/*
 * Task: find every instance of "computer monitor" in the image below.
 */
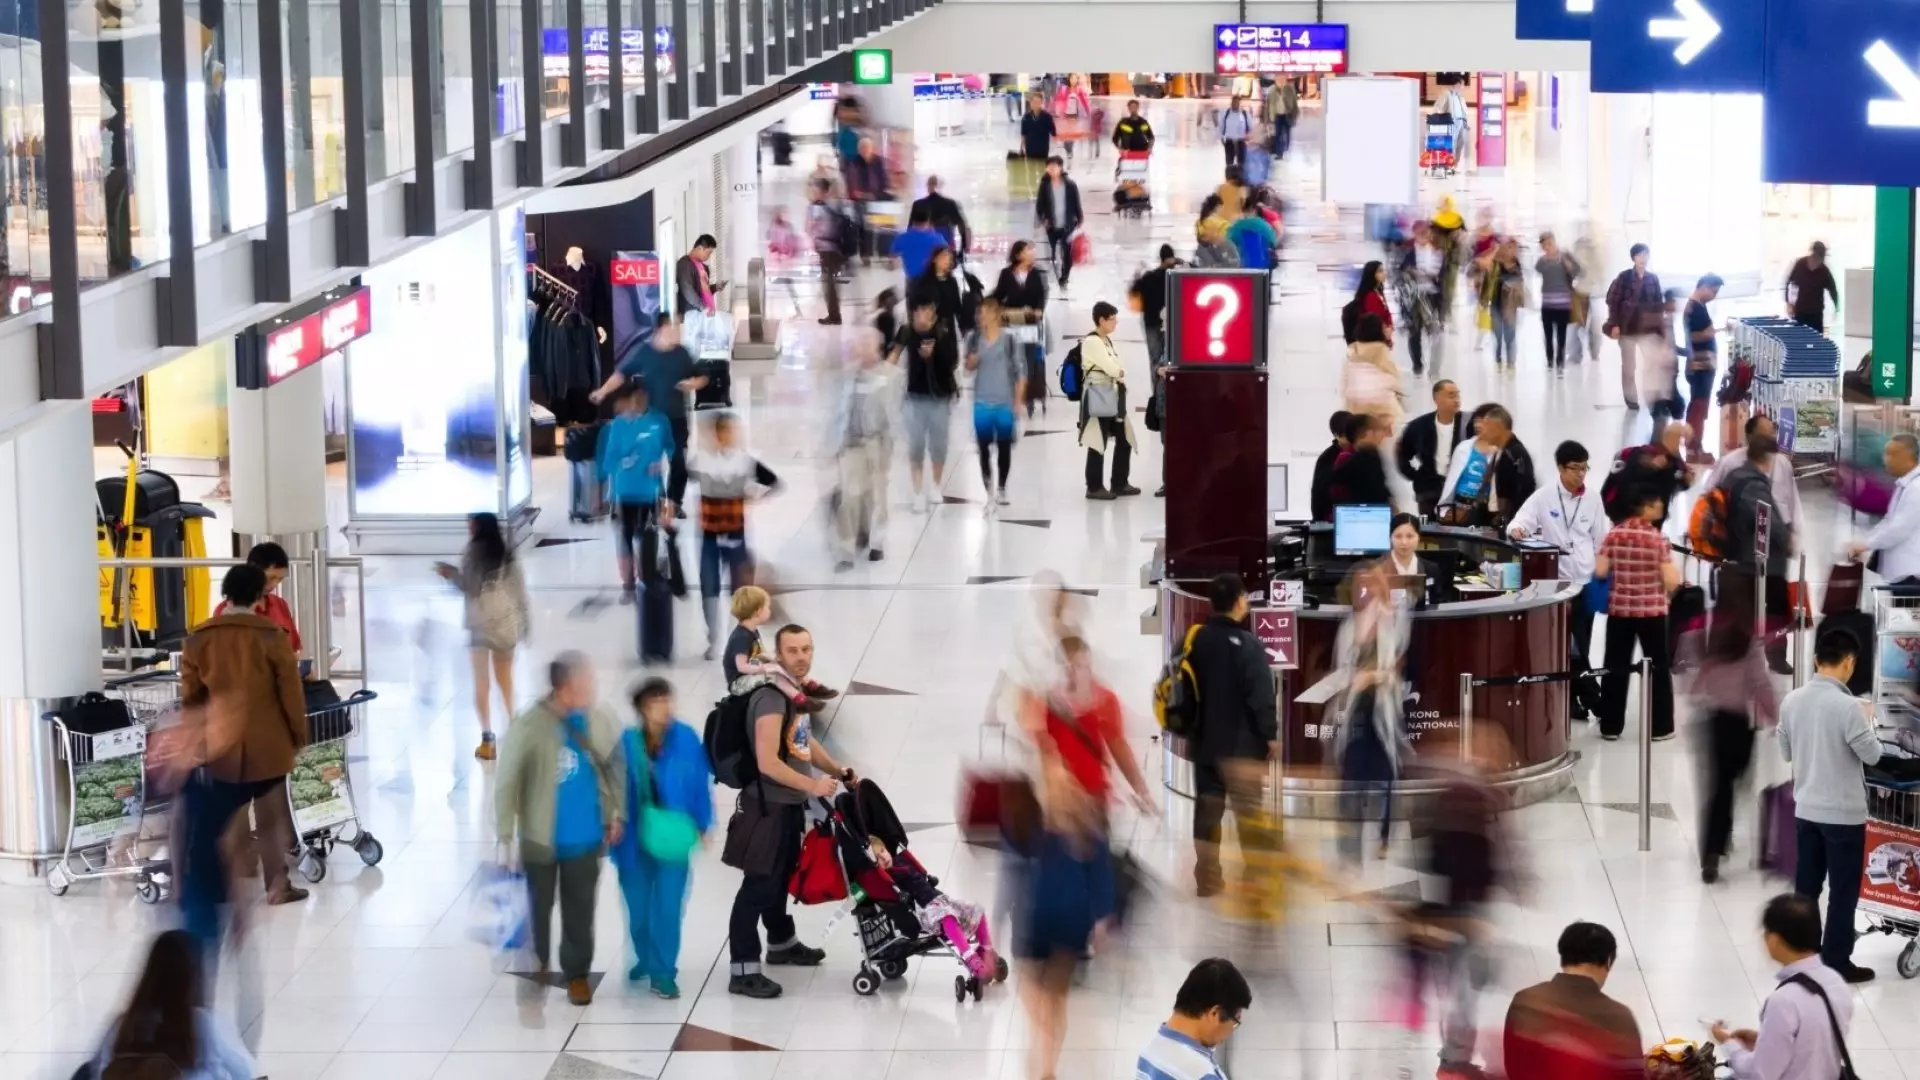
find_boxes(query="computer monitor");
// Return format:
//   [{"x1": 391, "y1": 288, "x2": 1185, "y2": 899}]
[{"x1": 1333, "y1": 504, "x2": 1393, "y2": 557}]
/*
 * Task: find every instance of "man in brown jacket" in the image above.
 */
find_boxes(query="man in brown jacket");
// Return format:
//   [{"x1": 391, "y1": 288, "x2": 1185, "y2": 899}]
[
  {"x1": 174, "y1": 565, "x2": 311, "y2": 944},
  {"x1": 1503, "y1": 921, "x2": 1644, "y2": 1080}
]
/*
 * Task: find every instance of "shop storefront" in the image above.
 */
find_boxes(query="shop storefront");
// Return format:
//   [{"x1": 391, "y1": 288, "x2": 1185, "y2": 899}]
[{"x1": 341, "y1": 210, "x2": 535, "y2": 554}]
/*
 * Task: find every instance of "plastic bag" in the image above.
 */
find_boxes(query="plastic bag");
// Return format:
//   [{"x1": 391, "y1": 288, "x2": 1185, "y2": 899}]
[{"x1": 468, "y1": 863, "x2": 530, "y2": 955}]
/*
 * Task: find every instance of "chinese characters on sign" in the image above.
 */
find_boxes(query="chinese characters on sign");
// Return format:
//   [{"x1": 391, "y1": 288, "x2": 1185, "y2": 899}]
[{"x1": 1212, "y1": 24, "x2": 1349, "y2": 75}]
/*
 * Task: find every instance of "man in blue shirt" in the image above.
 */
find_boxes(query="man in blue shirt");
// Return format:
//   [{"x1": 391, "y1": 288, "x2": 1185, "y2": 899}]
[
  {"x1": 591, "y1": 322, "x2": 705, "y2": 515},
  {"x1": 596, "y1": 383, "x2": 677, "y2": 607},
  {"x1": 1136, "y1": 958, "x2": 1250, "y2": 1080},
  {"x1": 890, "y1": 208, "x2": 947, "y2": 282}
]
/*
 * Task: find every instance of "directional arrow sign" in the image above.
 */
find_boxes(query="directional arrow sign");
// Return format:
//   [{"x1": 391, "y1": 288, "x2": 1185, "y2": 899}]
[
  {"x1": 1648, "y1": 0, "x2": 1720, "y2": 64},
  {"x1": 1515, "y1": 0, "x2": 1590, "y2": 40},
  {"x1": 1251, "y1": 608, "x2": 1298, "y2": 670},
  {"x1": 1593, "y1": 0, "x2": 1760, "y2": 93},
  {"x1": 1762, "y1": 0, "x2": 1920, "y2": 185}
]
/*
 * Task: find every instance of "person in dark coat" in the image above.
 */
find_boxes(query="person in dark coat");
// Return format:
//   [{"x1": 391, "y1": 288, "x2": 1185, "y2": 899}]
[
  {"x1": 1032, "y1": 158, "x2": 1084, "y2": 288},
  {"x1": 1185, "y1": 574, "x2": 1279, "y2": 897},
  {"x1": 1332, "y1": 412, "x2": 1395, "y2": 510},
  {"x1": 1310, "y1": 410, "x2": 1353, "y2": 523},
  {"x1": 1396, "y1": 380, "x2": 1468, "y2": 517},
  {"x1": 906, "y1": 246, "x2": 974, "y2": 339},
  {"x1": 908, "y1": 175, "x2": 972, "y2": 260},
  {"x1": 1019, "y1": 94, "x2": 1057, "y2": 159},
  {"x1": 1600, "y1": 422, "x2": 1691, "y2": 525}
]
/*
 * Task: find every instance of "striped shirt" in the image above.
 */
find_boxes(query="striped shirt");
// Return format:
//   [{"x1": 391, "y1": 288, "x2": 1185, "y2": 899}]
[{"x1": 1136, "y1": 1025, "x2": 1229, "y2": 1080}]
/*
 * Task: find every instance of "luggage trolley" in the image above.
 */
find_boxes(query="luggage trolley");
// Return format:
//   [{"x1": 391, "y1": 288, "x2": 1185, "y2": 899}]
[
  {"x1": 43, "y1": 671, "x2": 180, "y2": 902},
  {"x1": 1113, "y1": 150, "x2": 1151, "y2": 217},
  {"x1": 287, "y1": 690, "x2": 384, "y2": 883},
  {"x1": 1860, "y1": 750, "x2": 1920, "y2": 978},
  {"x1": 1422, "y1": 113, "x2": 1457, "y2": 177}
]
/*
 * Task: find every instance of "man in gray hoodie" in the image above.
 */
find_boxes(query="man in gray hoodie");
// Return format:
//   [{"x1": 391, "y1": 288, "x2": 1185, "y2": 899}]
[{"x1": 1777, "y1": 629, "x2": 1883, "y2": 982}]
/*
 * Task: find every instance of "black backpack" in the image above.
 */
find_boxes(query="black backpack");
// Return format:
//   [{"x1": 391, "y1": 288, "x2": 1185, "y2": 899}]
[
  {"x1": 704, "y1": 692, "x2": 789, "y2": 789},
  {"x1": 835, "y1": 208, "x2": 858, "y2": 257},
  {"x1": 1340, "y1": 298, "x2": 1362, "y2": 344},
  {"x1": 1058, "y1": 342, "x2": 1086, "y2": 402}
]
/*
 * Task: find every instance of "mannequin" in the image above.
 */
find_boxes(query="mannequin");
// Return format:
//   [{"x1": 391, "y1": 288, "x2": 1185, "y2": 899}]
[
  {"x1": 550, "y1": 246, "x2": 607, "y2": 342},
  {"x1": 564, "y1": 246, "x2": 585, "y2": 270}
]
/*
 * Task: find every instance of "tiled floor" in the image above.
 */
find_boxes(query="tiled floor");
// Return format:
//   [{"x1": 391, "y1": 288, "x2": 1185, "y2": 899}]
[{"x1": 22, "y1": 93, "x2": 1917, "y2": 1080}]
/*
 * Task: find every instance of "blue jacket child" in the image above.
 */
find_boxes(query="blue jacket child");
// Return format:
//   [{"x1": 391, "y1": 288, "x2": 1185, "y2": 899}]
[
  {"x1": 596, "y1": 392, "x2": 676, "y2": 507},
  {"x1": 609, "y1": 698, "x2": 712, "y2": 999}
]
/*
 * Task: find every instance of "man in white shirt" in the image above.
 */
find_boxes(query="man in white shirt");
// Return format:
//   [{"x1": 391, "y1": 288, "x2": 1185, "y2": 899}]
[
  {"x1": 1711, "y1": 413, "x2": 1803, "y2": 673},
  {"x1": 1509, "y1": 440, "x2": 1610, "y2": 721},
  {"x1": 1849, "y1": 433, "x2": 1920, "y2": 582},
  {"x1": 1135, "y1": 958, "x2": 1249, "y2": 1080},
  {"x1": 1712, "y1": 894, "x2": 1857, "y2": 1078}
]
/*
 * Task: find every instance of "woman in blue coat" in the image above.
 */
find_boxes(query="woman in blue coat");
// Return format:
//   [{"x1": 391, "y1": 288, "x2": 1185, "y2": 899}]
[{"x1": 611, "y1": 677, "x2": 714, "y2": 999}]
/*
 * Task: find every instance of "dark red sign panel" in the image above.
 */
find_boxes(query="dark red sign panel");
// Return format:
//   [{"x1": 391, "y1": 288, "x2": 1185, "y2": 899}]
[
  {"x1": 261, "y1": 287, "x2": 372, "y2": 387},
  {"x1": 1173, "y1": 272, "x2": 1260, "y2": 366}
]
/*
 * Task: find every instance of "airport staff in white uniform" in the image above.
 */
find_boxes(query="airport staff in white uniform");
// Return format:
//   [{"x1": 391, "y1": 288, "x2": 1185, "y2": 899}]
[
  {"x1": 1507, "y1": 439, "x2": 1610, "y2": 721},
  {"x1": 1850, "y1": 433, "x2": 1920, "y2": 584}
]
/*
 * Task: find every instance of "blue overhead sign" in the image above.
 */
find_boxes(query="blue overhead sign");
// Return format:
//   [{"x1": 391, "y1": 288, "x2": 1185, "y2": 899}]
[
  {"x1": 1515, "y1": 0, "x2": 1590, "y2": 41},
  {"x1": 1761, "y1": 0, "x2": 1920, "y2": 186},
  {"x1": 1592, "y1": 0, "x2": 1763, "y2": 93},
  {"x1": 1212, "y1": 24, "x2": 1349, "y2": 75}
]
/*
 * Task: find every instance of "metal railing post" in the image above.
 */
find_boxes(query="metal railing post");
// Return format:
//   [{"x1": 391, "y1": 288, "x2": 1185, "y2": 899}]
[
  {"x1": 1794, "y1": 553, "x2": 1809, "y2": 690},
  {"x1": 1458, "y1": 672, "x2": 1473, "y2": 761},
  {"x1": 310, "y1": 551, "x2": 331, "y2": 681},
  {"x1": 1638, "y1": 657, "x2": 1653, "y2": 852}
]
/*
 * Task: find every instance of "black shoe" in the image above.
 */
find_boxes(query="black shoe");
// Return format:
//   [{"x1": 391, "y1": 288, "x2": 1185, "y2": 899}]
[
  {"x1": 1600, "y1": 733, "x2": 1620, "y2": 741},
  {"x1": 868, "y1": 548, "x2": 885, "y2": 562},
  {"x1": 766, "y1": 942, "x2": 826, "y2": 967},
  {"x1": 728, "y1": 973, "x2": 785, "y2": 998},
  {"x1": 1768, "y1": 658, "x2": 1794, "y2": 676},
  {"x1": 1154, "y1": 486, "x2": 1166, "y2": 497},
  {"x1": 818, "y1": 317, "x2": 842, "y2": 326},
  {"x1": 675, "y1": 507, "x2": 687, "y2": 520},
  {"x1": 1114, "y1": 485, "x2": 1143, "y2": 497},
  {"x1": 1701, "y1": 864, "x2": 1719, "y2": 884},
  {"x1": 834, "y1": 560, "x2": 854, "y2": 573},
  {"x1": 1843, "y1": 964, "x2": 1877, "y2": 984},
  {"x1": 1086, "y1": 489, "x2": 1116, "y2": 501}
]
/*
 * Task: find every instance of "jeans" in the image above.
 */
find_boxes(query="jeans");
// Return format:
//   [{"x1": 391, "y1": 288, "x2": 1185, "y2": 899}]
[
  {"x1": 1084, "y1": 417, "x2": 1131, "y2": 492},
  {"x1": 1569, "y1": 603, "x2": 1596, "y2": 718},
  {"x1": 1223, "y1": 138, "x2": 1246, "y2": 169},
  {"x1": 1490, "y1": 307, "x2": 1518, "y2": 366},
  {"x1": 1684, "y1": 366, "x2": 1717, "y2": 456},
  {"x1": 177, "y1": 773, "x2": 280, "y2": 949},
  {"x1": 1143, "y1": 324, "x2": 1166, "y2": 367},
  {"x1": 1698, "y1": 709, "x2": 1755, "y2": 867},
  {"x1": 729, "y1": 802, "x2": 805, "y2": 970},
  {"x1": 1339, "y1": 728, "x2": 1395, "y2": 859},
  {"x1": 1541, "y1": 307, "x2": 1571, "y2": 366},
  {"x1": 700, "y1": 531, "x2": 751, "y2": 648},
  {"x1": 1794, "y1": 818, "x2": 1866, "y2": 968},
  {"x1": 1192, "y1": 757, "x2": 1271, "y2": 893},
  {"x1": 1599, "y1": 615, "x2": 1674, "y2": 739},
  {"x1": 527, "y1": 850, "x2": 603, "y2": 979},
  {"x1": 1272, "y1": 117, "x2": 1293, "y2": 158},
  {"x1": 819, "y1": 251, "x2": 844, "y2": 323},
  {"x1": 974, "y1": 404, "x2": 1016, "y2": 491},
  {"x1": 617, "y1": 851, "x2": 691, "y2": 984},
  {"x1": 1045, "y1": 227, "x2": 1074, "y2": 285}
]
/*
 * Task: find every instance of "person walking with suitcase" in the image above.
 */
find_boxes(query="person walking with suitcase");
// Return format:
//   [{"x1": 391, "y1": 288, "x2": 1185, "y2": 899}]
[
  {"x1": 596, "y1": 383, "x2": 678, "y2": 662},
  {"x1": 1677, "y1": 576, "x2": 1777, "y2": 883}
]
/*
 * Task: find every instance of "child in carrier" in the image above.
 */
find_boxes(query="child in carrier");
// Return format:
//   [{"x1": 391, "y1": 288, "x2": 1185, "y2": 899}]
[
  {"x1": 722, "y1": 585, "x2": 839, "y2": 712},
  {"x1": 853, "y1": 778, "x2": 999, "y2": 981}
]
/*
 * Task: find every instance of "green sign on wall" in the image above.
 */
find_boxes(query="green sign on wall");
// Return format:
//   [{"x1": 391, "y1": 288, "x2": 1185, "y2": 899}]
[
  {"x1": 1873, "y1": 186, "x2": 1916, "y2": 401},
  {"x1": 852, "y1": 49, "x2": 892, "y2": 85}
]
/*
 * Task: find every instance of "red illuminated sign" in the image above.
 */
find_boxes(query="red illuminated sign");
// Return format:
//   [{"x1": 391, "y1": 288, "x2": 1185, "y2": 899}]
[
  {"x1": 611, "y1": 257, "x2": 661, "y2": 285},
  {"x1": 261, "y1": 288, "x2": 371, "y2": 387},
  {"x1": 1172, "y1": 272, "x2": 1263, "y2": 367}
]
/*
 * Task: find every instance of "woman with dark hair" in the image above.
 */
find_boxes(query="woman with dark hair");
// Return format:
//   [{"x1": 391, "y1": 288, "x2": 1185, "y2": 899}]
[
  {"x1": 1344, "y1": 260, "x2": 1394, "y2": 344},
  {"x1": 436, "y1": 511, "x2": 530, "y2": 760},
  {"x1": 908, "y1": 245, "x2": 973, "y2": 338},
  {"x1": 992, "y1": 242, "x2": 1050, "y2": 418},
  {"x1": 92, "y1": 929, "x2": 256, "y2": 1080},
  {"x1": 1342, "y1": 313, "x2": 1404, "y2": 428},
  {"x1": 1679, "y1": 572, "x2": 1777, "y2": 882}
]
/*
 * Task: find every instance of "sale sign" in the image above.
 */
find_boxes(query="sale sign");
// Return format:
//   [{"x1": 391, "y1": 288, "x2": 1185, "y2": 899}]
[
  {"x1": 611, "y1": 256, "x2": 661, "y2": 286},
  {"x1": 1862, "y1": 817, "x2": 1920, "y2": 917},
  {"x1": 1167, "y1": 269, "x2": 1267, "y2": 367}
]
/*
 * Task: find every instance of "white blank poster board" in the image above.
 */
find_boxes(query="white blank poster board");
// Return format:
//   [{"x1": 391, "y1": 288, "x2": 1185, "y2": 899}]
[{"x1": 1322, "y1": 77, "x2": 1420, "y2": 207}]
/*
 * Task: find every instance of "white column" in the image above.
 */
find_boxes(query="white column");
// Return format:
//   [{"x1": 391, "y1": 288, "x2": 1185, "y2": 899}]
[
  {"x1": 1555, "y1": 72, "x2": 1591, "y2": 222},
  {"x1": 863, "y1": 81, "x2": 916, "y2": 130},
  {"x1": 726, "y1": 138, "x2": 761, "y2": 295},
  {"x1": 227, "y1": 356, "x2": 329, "y2": 660},
  {"x1": 0, "y1": 403, "x2": 109, "y2": 857}
]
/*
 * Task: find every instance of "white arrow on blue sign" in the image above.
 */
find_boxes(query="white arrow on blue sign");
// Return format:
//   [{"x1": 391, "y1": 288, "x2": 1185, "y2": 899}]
[
  {"x1": 1593, "y1": 0, "x2": 1763, "y2": 93},
  {"x1": 1762, "y1": 0, "x2": 1920, "y2": 185}
]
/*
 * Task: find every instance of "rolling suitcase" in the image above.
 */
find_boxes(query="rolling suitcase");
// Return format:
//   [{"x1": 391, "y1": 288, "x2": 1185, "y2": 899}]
[
  {"x1": 1757, "y1": 781, "x2": 1797, "y2": 878},
  {"x1": 638, "y1": 577, "x2": 674, "y2": 663},
  {"x1": 694, "y1": 358, "x2": 732, "y2": 410}
]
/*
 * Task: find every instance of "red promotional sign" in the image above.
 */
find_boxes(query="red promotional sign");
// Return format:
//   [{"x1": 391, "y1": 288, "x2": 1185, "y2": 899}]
[
  {"x1": 1173, "y1": 272, "x2": 1260, "y2": 366},
  {"x1": 1862, "y1": 818, "x2": 1920, "y2": 916},
  {"x1": 1250, "y1": 608, "x2": 1297, "y2": 668},
  {"x1": 262, "y1": 287, "x2": 371, "y2": 387},
  {"x1": 611, "y1": 257, "x2": 661, "y2": 285}
]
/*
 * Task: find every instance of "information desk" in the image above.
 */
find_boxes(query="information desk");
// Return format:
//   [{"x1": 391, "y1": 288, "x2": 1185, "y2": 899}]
[{"x1": 1159, "y1": 524, "x2": 1578, "y2": 816}]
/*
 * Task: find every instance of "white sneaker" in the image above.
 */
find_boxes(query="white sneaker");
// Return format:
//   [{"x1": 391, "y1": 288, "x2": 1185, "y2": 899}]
[{"x1": 910, "y1": 490, "x2": 927, "y2": 514}]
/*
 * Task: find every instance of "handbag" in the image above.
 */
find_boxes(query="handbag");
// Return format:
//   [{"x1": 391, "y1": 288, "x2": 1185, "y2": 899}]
[
  {"x1": 788, "y1": 819, "x2": 849, "y2": 904},
  {"x1": 1084, "y1": 374, "x2": 1121, "y2": 420},
  {"x1": 641, "y1": 804, "x2": 700, "y2": 861},
  {"x1": 1581, "y1": 575, "x2": 1611, "y2": 615}
]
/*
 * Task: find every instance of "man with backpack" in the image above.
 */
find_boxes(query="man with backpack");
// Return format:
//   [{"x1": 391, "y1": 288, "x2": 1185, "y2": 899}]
[
  {"x1": 715, "y1": 624, "x2": 855, "y2": 999},
  {"x1": 1713, "y1": 434, "x2": 1793, "y2": 671},
  {"x1": 1183, "y1": 574, "x2": 1278, "y2": 898}
]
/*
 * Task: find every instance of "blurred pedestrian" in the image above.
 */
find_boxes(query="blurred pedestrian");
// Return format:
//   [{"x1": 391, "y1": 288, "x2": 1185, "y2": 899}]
[
  {"x1": 1334, "y1": 561, "x2": 1411, "y2": 861},
  {"x1": 1398, "y1": 221, "x2": 1446, "y2": 374},
  {"x1": 892, "y1": 296, "x2": 960, "y2": 513},
  {"x1": 1424, "y1": 725, "x2": 1516, "y2": 1080},
  {"x1": 1019, "y1": 94, "x2": 1056, "y2": 159},
  {"x1": 909, "y1": 245, "x2": 974, "y2": 339},
  {"x1": 1034, "y1": 157, "x2": 1084, "y2": 290},
  {"x1": 1342, "y1": 314, "x2": 1404, "y2": 428},
  {"x1": 967, "y1": 298, "x2": 1025, "y2": 510},
  {"x1": 1194, "y1": 200, "x2": 1241, "y2": 269},
  {"x1": 1310, "y1": 410, "x2": 1354, "y2": 523},
  {"x1": 434, "y1": 512, "x2": 530, "y2": 760},
  {"x1": 91, "y1": 930, "x2": 257, "y2": 1080},
  {"x1": 832, "y1": 332, "x2": 895, "y2": 568},
  {"x1": 1785, "y1": 241, "x2": 1840, "y2": 333},
  {"x1": 1226, "y1": 203, "x2": 1277, "y2": 272},
  {"x1": 1602, "y1": 243, "x2": 1664, "y2": 409},
  {"x1": 495, "y1": 652, "x2": 627, "y2": 1006},
  {"x1": 1718, "y1": 434, "x2": 1792, "y2": 673},
  {"x1": 1536, "y1": 232, "x2": 1581, "y2": 370},
  {"x1": 595, "y1": 382, "x2": 675, "y2": 645},
  {"x1": 992, "y1": 242, "x2": 1050, "y2": 419},
  {"x1": 173, "y1": 563, "x2": 311, "y2": 950},
  {"x1": 1679, "y1": 573, "x2": 1776, "y2": 883},
  {"x1": 1053, "y1": 75, "x2": 1093, "y2": 161},
  {"x1": 1135, "y1": 958, "x2": 1253, "y2": 1080},
  {"x1": 1593, "y1": 488, "x2": 1680, "y2": 741},
  {"x1": 1480, "y1": 237, "x2": 1526, "y2": 369},
  {"x1": 844, "y1": 137, "x2": 891, "y2": 266},
  {"x1": 1218, "y1": 94, "x2": 1255, "y2": 169},
  {"x1": 1078, "y1": 302, "x2": 1137, "y2": 499},
  {"x1": 890, "y1": 206, "x2": 947, "y2": 283},
  {"x1": 1186, "y1": 574, "x2": 1278, "y2": 898},
  {"x1": 910, "y1": 175, "x2": 972, "y2": 262},
  {"x1": 686, "y1": 412, "x2": 780, "y2": 657},
  {"x1": 611, "y1": 678, "x2": 712, "y2": 999},
  {"x1": 1265, "y1": 78, "x2": 1299, "y2": 157},
  {"x1": 1130, "y1": 243, "x2": 1178, "y2": 367},
  {"x1": 1332, "y1": 411, "x2": 1397, "y2": 510},
  {"x1": 806, "y1": 180, "x2": 848, "y2": 326},
  {"x1": 1503, "y1": 922, "x2": 1643, "y2": 1080}
]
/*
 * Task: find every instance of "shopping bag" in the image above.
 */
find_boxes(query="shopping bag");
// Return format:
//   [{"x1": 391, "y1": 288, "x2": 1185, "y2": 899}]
[
  {"x1": 1070, "y1": 231, "x2": 1092, "y2": 266},
  {"x1": 788, "y1": 821, "x2": 849, "y2": 905},
  {"x1": 467, "y1": 863, "x2": 531, "y2": 954}
]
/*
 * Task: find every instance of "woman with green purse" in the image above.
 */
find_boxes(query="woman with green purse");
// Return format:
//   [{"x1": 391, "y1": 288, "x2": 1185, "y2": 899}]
[{"x1": 611, "y1": 678, "x2": 714, "y2": 999}]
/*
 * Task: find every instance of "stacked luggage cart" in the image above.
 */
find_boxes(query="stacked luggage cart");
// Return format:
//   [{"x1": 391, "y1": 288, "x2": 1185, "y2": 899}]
[
  {"x1": 1730, "y1": 317, "x2": 1842, "y2": 481},
  {"x1": 44, "y1": 671, "x2": 182, "y2": 901}
]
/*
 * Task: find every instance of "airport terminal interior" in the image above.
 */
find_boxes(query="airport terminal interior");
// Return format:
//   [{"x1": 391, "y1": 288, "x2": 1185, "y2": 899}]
[{"x1": 7, "y1": 20, "x2": 1920, "y2": 1080}]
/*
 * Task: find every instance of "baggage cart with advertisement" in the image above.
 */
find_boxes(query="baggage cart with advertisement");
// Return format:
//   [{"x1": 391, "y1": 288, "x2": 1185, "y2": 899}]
[
  {"x1": 1860, "y1": 757, "x2": 1920, "y2": 978},
  {"x1": 42, "y1": 671, "x2": 181, "y2": 902},
  {"x1": 287, "y1": 690, "x2": 383, "y2": 883},
  {"x1": 1422, "y1": 113, "x2": 1456, "y2": 176},
  {"x1": 1113, "y1": 150, "x2": 1151, "y2": 217}
]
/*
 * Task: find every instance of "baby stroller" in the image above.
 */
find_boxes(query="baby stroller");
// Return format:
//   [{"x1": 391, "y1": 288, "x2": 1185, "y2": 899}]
[
  {"x1": 1113, "y1": 150, "x2": 1151, "y2": 217},
  {"x1": 830, "y1": 779, "x2": 1009, "y2": 1000}
]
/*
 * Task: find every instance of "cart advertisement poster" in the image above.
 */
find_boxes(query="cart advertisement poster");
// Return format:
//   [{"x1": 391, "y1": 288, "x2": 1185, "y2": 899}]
[
  {"x1": 290, "y1": 741, "x2": 354, "y2": 835},
  {"x1": 1863, "y1": 819, "x2": 1920, "y2": 916},
  {"x1": 71, "y1": 753, "x2": 143, "y2": 849}
]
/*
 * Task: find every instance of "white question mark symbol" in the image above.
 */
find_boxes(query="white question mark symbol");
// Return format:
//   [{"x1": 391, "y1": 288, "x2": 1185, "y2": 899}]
[{"x1": 1195, "y1": 282, "x2": 1240, "y2": 358}]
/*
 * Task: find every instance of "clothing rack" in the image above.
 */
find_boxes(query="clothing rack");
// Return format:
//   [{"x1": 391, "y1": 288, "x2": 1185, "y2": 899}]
[{"x1": 529, "y1": 264, "x2": 579, "y2": 306}]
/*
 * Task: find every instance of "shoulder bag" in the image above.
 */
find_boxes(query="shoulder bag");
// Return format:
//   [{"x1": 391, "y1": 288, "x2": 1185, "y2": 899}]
[{"x1": 1783, "y1": 972, "x2": 1861, "y2": 1079}]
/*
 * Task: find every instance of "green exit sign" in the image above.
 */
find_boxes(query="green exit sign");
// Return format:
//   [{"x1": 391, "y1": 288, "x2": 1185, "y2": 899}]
[{"x1": 852, "y1": 49, "x2": 892, "y2": 85}]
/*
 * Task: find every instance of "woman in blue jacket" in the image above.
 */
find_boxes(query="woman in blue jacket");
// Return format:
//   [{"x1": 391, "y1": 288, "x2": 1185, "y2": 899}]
[{"x1": 611, "y1": 677, "x2": 713, "y2": 999}]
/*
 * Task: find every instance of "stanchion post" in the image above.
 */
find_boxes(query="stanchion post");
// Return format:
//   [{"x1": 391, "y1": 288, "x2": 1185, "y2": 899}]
[
  {"x1": 1458, "y1": 672, "x2": 1473, "y2": 761},
  {"x1": 1794, "y1": 553, "x2": 1809, "y2": 690},
  {"x1": 1638, "y1": 656, "x2": 1653, "y2": 852},
  {"x1": 311, "y1": 552, "x2": 332, "y2": 681}
]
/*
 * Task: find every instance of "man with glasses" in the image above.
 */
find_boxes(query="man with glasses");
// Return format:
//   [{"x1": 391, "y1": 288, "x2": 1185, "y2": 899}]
[
  {"x1": 1508, "y1": 440, "x2": 1609, "y2": 721},
  {"x1": 1135, "y1": 958, "x2": 1251, "y2": 1080}
]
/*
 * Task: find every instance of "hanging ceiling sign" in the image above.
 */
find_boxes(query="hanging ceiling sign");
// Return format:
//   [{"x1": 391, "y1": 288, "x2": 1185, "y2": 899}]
[
  {"x1": 1593, "y1": 0, "x2": 1766, "y2": 93},
  {"x1": 1212, "y1": 24, "x2": 1349, "y2": 75},
  {"x1": 1762, "y1": 0, "x2": 1920, "y2": 185}
]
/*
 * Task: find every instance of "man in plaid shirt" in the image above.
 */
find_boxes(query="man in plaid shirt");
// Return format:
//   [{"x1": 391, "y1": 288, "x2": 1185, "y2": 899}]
[{"x1": 1594, "y1": 488, "x2": 1680, "y2": 741}]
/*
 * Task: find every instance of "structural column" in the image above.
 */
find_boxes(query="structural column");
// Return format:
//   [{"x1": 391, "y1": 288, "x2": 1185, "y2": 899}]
[
  {"x1": 0, "y1": 403, "x2": 109, "y2": 859},
  {"x1": 227, "y1": 358, "x2": 330, "y2": 661}
]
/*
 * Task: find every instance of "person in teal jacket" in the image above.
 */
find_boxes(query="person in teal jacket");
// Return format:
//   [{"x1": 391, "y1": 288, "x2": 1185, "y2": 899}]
[
  {"x1": 610, "y1": 677, "x2": 714, "y2": 999},
  {"x1": 596, "y1": 383, "x2": 677, "y2": 599}
]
